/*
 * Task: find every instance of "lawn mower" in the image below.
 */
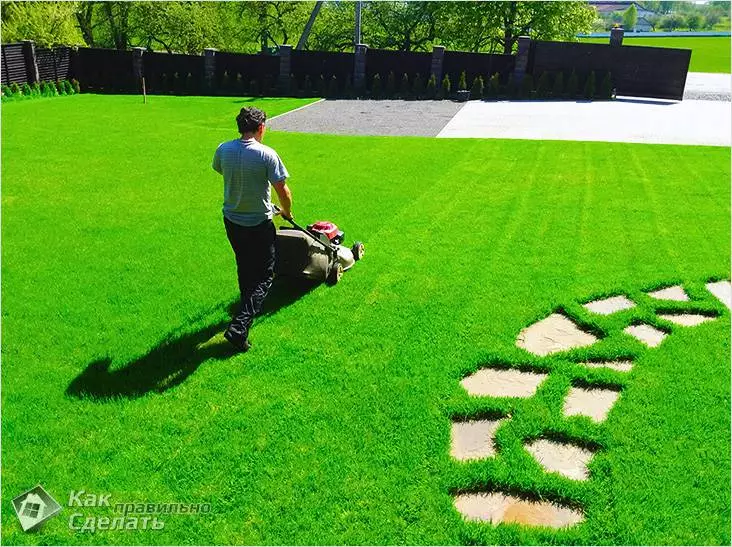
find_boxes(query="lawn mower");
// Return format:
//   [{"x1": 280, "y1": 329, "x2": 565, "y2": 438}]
[{"x1": 273, "y1": 206, "x2": 364, "y2": 285}]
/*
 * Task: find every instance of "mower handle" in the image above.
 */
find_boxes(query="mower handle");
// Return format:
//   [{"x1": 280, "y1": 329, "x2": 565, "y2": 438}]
[
  {"x1": 272, "y1": 205, "x2": 335, "y2": 251},
  {"x1": 272, "y1": 204, "x2": 294, "y2": 224}
]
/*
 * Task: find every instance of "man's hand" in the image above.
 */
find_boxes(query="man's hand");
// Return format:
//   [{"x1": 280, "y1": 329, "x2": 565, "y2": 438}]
[{"x1": 272, "y1": 180, "x2": 293, "y2": 221}]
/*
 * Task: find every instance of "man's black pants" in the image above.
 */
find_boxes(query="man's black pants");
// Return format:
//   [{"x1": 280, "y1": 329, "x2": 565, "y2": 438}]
[{"x1": 224, "y1": 217, "x2": 276, "y2": 342}]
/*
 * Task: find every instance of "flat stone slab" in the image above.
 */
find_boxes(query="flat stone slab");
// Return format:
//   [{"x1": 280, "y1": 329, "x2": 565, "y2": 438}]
[
  {"x1": 647, "y1": 285, "x2": 690, "y2": 302},
  {"x1": 706, "y1": 280, "x2": 731, "y2": 309},
  {"x1": 563, "y1": 386, "x2": 620, "y2": 422},
  {"x1": 451, "y1": 419, "x2": 504, "y2": 460},
  {"x1": 579, "y1": 360, "x2": 633, "y2": 372},
  {"x1": 658, "y1": 313, "x2": 715, "y2": 327},
  {"x1": 583, "y1": 295, "x2": 636, "y2": 315},
  {"x1": 624, "y1": 324, "x2": 667, "y2": 347},
  {"x1": 517, "y1": 314, "x2": 598, "y2": 356},
  {"x1": 461, "y1": 368, "x2": 548, "y2": 398},
  {"x1": 454, "y1": 492, "x2": 583, "y2": 528},
  {"x1": 524, "y1": 439, "x2": 595, "y2": 480}
]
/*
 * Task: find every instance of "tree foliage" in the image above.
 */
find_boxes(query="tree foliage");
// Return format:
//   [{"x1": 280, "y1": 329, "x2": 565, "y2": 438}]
[{"x1": 623, "y1": 4, "x2": 638, "y2": 30}]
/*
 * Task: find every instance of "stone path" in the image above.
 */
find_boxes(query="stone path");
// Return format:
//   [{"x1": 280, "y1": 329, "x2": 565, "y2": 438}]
[{"x1": 451, "y1": 278, "x2": 729, "y2": 530}]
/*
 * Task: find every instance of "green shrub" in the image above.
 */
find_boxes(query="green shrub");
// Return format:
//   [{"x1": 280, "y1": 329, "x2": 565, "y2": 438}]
[
  {"x1": 438, "y1": 74, "x2": 451, "y2": 100},
  {"x1": 519, "y1": 74, "x2": 534, "y2": 99},
  {"x1": 504, "y1": 74, "x2": 517, "y2": 98},
  {"x1": 600, "y1": 71, "x2": 613, "y2": 100},
  {"x1": 22, "y1": 83, "x2": 32, "y2": 96},
  {"x1": 71, "y1": 78, "x2": 81, "y2": 94},
  {"x1": 566, "y1": 70, "x2": 578, "y2": 99},
  {"x1": 385, "y1": 71, "x2": 396, "y2": 98},
  {"x1": 412, "y1": 73, "x2": 424, "y2": 99},
  {"x1": 327, "y1": 75, "x2": 338, "y2": 98},
  {"x1": 471, "y1": 75, "x2": 484, "y2": 99},
  {"x1": 1, "y1": 84, "x2": 11, "y2": 97},
  {"x1": 584, "y1": 70, "x2": 596, "y2": 100},
  {"x1": 400, "y1": 73, "x2": 410, "y2": 99},
  {"x1": 31, "y1": 82, "x2": 41, "y2": 96},
  {"x1": 54, "y1": 80, "x2": 66, "y2": 95},
  {"x1": 317, "y1": 74, "x2": 327, "y2": 97},
  {"x1": 552, "y1": 72, "x2": 564, "y2": 98},
  {"x1": 288, "y1": 73, "x2": 298, "y2": 97},
  {"x1": 10, "y1": 82, "x2": 21, "y2": 96},
  {"x1": 485, "y1": 73, "x2": 500, "y2": 99},
  {"x1": 303, "y1": 75, "x2": 313, "y2": 97},
  {"x1": 535, "y1": 71, "x2": 551, "y2": 98},
  {"x1": 63, "y1": 80, "x2": 74, "y2": 95},
  {"x1": 221, "y1": 70, "x2": 231, "y2": 93},
  {"x1": 250, "y1": 78, "x2": 260, "y2": 96},
  {"x1": 458, "y1": 70, "x2": 467, "y2": 91},
  {"x1": 344, "y1": 75, "x2": 354, "y2": 99},
  {"x1": 425, "y1": 74, "x2": 437, "y2": 99},
  {"x1": 371, "y1": 73, "x2": 382, "y2": 99}
]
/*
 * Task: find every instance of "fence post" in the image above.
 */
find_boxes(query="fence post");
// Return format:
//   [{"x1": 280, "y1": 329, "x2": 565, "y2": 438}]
[
  {"x1": 278, "y1": 44, "x2": 292, "y2": 95},
  {"x1": 21, "y1": 40, "x2": 40, "y2": 84},
  {"x1": 203, "y1": 48, "x2": 217, "y2": 93},
  {"x1": 430, "y1": 45, "x2": 445, "y2": 83},
  {"x1": 132, "y1": 46, "x2": 145, "y2": 88},
  {"x1": 353, "y1": 43, "x2": 368, "y2": 94},
  {"x1": 512, "y1": 36, "x2": 531, "y2": 85},
  {"x1": 610, "y1": 27, "x2": 625, "y2": 46}
]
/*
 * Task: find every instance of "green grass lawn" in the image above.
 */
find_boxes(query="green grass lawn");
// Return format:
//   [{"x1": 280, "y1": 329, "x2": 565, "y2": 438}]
[
  {"x1": 2, "y1": 95, "x2": 730, "y2": 545},
  {"x1": 580, "y1": 36, "x2": 731, "y2": 73}
]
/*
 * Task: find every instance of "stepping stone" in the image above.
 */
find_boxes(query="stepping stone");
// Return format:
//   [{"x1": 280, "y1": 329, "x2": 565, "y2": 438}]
[
  {"x1": 461, "y1": 368, "x2": 548, "y2": 398},
  {"x1": 524, "y1": 439, "x2": 596, "y2": 481},
  {"x1": 451, "y1": 419, "x2": 504, "y2": 461},
  {"x1": 563, "y1": 386, "x2": 620, "y2": 423},
  {"x1": 583, "y1": 295, "x2": 636, "y2": 315},
  {"x1": 579, "y1": 360, "x2": 633, "y2": 372},
  {"x1": 454, "y1": 492, "x2": 583, "y2": 528},
  {"x1": 706, "y1": 280, "x2": 731, "y2": 309},
  {"x1": 658, "y1": 313, "x2": 715, "y2": 327},
  {"x1": 624, "y1": 324, "x2": 667, "y2": 347},
  {"x1": 647, "y1": 285, "x2": 690, "y2": 302},
  {"x1": 516, "y1": 314, "x2": 599, "y2": 356}
]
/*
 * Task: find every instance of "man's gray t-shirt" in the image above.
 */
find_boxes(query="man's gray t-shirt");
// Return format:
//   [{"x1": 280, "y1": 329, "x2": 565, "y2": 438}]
[{"x1": 212, "y1": 138, "x2": 289, "y2": 227}]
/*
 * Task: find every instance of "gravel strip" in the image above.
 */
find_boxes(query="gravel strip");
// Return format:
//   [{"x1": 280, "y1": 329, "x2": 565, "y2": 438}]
[
  {"x1": 683, "y1": 90, "x2": 731, "y2": 101},
  {"x1": 268, "y1": 99, "x2": 466, "y2": 137}
]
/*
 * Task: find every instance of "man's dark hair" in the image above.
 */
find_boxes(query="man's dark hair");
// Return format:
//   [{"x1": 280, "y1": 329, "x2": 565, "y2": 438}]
[{"x1": 236, "y1": 106, "x2": 267, "y2": 134}]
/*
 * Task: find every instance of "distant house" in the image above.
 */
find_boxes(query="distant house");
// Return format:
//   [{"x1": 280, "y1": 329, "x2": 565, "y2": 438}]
[
  {"x1": 634, "y1": 16, "x2": 654, "y2": 32},
  {"x1": 589, "y1": 1, "x2": 658, "y2": 31}
]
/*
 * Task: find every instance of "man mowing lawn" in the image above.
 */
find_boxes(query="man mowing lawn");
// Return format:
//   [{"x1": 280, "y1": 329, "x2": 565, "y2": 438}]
[{"x1": 212, "y1": 106, "x2": 294, "y2": 352}]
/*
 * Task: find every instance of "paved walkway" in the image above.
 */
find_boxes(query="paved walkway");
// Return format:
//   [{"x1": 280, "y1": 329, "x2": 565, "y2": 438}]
[
  {"x1": 270, "y1": 73, "x2": 731, "y2": 146},
  {"x1": 437, "y1": 98, "x2": 730, "y2": 146}
]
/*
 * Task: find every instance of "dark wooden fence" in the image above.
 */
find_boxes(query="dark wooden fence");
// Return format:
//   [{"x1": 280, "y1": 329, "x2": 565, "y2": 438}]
[
  {"x1": 528, "y1": 40, "x2": 691, "y2": 100},
  {"x1": 1, "y1": 43, "x2": 28, "y2": 85},
  {"x1": 36, "y1": 47, "x2": 72, "y2": 82},
  {"x1": 365, "y1": 48, "x2": 432, "y2": 82},
  {"x1": 2, "y1": 37, "x2": 692, "y2": 100},
  {"x1": 443, "y1": 50, "x2": 515, "y2": 85}
]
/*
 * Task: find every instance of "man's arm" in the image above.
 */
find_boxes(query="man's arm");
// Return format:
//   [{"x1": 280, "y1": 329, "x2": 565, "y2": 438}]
[
  {"x1": 212, "y1": 147, "x2": 222, "y2": 174},
  {"x1": 272, "y1": 180, "x2": 293, "y2": 220}
]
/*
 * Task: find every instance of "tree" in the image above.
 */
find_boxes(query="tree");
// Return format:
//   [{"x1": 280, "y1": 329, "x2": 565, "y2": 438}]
[
  {"x1": 686, "y1": 13, "x2": 702, "y2": 30},
  {"x1": 362, "y1": 1, "x2": 445, "y2": 52},
  {"x1": 623, "y1": 4, "x2": 637, "y2": 30},
  {"x1": 660, "y1": 14, "x2": 685, "y2": 31},
  {"x1": 237, "y1": 1, "x2": 312, "y2": 53},
  {"x1": 1, "y1": 1, "x2": 85, "y2": 47}
]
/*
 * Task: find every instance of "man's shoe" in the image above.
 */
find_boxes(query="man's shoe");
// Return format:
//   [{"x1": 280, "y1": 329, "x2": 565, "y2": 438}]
[{"x1": 224, "y1": 328, "x2": 251, "y2": 353}]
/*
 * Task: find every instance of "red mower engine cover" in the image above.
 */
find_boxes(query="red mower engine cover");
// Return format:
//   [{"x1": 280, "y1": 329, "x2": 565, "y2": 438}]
[{"x1": 308, "y1": 221, "x2": 339, "y2": 240}]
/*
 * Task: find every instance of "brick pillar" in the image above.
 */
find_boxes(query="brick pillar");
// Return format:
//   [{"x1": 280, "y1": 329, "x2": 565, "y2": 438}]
[
  {"x1": 512, "y1": 36, "x2": 531, "y2": 85},
  {"x1": 353, "y1": 43, "x2": 368, "y2": 94},
  {"x1": 22, "y1": 40, "x2": 39, "y2": 84},
  {"x1": 610, "y1": 27, "x2": 624, "y2": 46},
  {"x1": 203, "y1": 48, "x2": 217, "y2": 92},
  {"x1": 430, "y1": 45, "x2": 445, "y2": 83},
  {"x1": 278, "y1": 44, "x2": 292, "y2": 94}
]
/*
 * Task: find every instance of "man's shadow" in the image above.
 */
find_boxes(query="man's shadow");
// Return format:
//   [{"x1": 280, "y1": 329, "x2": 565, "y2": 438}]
[{"x1": 65, "y1": 278, "x2": 317, "y2": 401}]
